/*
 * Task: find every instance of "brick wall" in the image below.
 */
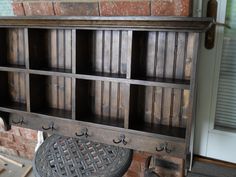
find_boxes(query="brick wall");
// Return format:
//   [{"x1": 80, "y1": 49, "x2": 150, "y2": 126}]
[
  {"x1": 0, "y1": 1, "x2": 191, "y2": 176},
  {"x1": 12, "y1": 0, "x2": 191, "y2": 16}
]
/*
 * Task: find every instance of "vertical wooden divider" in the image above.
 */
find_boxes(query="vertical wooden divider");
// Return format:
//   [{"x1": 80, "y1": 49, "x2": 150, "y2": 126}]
[
  {"x1": 71, "y1": 29, "x2": 76, "y2": 120},
  {"x1": 185, "y1": 33, "x2": 199, "y2": 153},
  {"x1": 124, "y1": 31, "x2": 132, "y2": 129},
  {"x1": 24, "y1": 28, "x2": 31, "y2": 112}
]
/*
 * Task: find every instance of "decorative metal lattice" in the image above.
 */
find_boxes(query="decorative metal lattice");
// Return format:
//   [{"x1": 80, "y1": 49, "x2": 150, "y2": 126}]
[{"x1": 33, "y1": 134, "x2": 133, "y2": 177}]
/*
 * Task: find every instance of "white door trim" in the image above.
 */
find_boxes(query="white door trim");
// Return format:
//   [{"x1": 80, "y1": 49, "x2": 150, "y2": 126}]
[{"x1": 194, "y1": 0, "x2": 236, "y2": 163}]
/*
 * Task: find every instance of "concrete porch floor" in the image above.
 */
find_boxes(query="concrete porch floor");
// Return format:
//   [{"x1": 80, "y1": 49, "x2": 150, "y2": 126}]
[
  {"x1": 0, "y1": 153, "x2": 236, "y2": 177},
  {"x1": 0, "y1": 153, "x2": 34, "y2": 177}
]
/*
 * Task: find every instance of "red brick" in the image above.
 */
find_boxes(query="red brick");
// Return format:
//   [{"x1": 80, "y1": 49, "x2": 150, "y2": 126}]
[
  {"x1": 10, "y1": 126, "x2": 22, "y2": 136},
  {"x1": 133, "y1": 151, "x2": 151, "y2": 163},
  {"x1": 151, "y1": 0, "x2": 190, "y2": 16},
  {"x1": 0, "y1": 139, "x2": 25, "y2": 151},
  {"x1": 23, "y1": 2, "x2": 55, "y2": 16},
  {"x1": 100, "y1": 1, "x2": 150, "y2": 16},
  {"x1": 13, "y1": 135, "x2": 36, "y2": 147},
  {"x1": 54, "y1": 2, "x2": 99, "y2": 16},
  {"x1": 12, "y1": 2, "x2": 25, "y2": 16},
  {"x1": 129, "y1": 161, "x2": 141, "y2": 172},
  {"x1": 18, "y1": 127, "x2": 37, "y2": 140},
  {"x1": 0, "y1": 132, "x2": 14, "y2": 141},
  {"x1": 124, "y1": 170, "x2": 140, "y2": 177}
]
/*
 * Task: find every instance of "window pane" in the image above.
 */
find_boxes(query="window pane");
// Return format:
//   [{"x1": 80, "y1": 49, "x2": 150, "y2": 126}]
[{"x1": 215, "y1": 0, "x2": 236, "y2": 129}]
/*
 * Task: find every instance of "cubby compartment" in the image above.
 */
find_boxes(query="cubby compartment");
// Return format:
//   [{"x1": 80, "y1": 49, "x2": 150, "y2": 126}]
[
  {"x1": 131, "y1": 31, "x2": 191, "y2": 85},
  {"x1": 30, "y1": 74, "x2": 73, "y2": 119},
  {"x1": 129, "y1": 84, "x2": 189, "y2": 139},
  {"x1": 0, "y1": 28, "x2": 26, "y2": 68},
  {"x1": 76, "y1": 30, "x2": 130, "y2": 78},
  {"x1": 0, "y1": 71, "x2": 27, "y2": 111},
  {"x1": 28, "y1": 29, "x2": 74, "y2": 73},
  {"x1": 76, "y1": 79, "x2": 126, "y2": 128}
]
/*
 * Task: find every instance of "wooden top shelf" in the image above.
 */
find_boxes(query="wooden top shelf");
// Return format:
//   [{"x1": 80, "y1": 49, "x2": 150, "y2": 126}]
[{"x1": 0, "y1": 16, "x2": 213, "y2": 32}]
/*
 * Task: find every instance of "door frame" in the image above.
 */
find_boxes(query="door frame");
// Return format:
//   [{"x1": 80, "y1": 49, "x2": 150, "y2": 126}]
[{"x1": 194, "y1": 0, "x2": 236, "y2": 162}]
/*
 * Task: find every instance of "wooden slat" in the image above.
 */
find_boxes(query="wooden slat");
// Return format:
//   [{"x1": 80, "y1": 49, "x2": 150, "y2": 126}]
[
  {"x1": 71, "y1": 29, "x2": 76, "y2": 120},
  {"x1": 8, "y1": 30, "x2": 20, "y2": 104},
  {"x1": 125, "y1": 31, "x2": 133, "y2": 79},
  {"x1": 49, "y1": 29, "x2": 58, "y2": 110},
  {"x1": 183, "y1": 33, "x2": 197, "y2": 128},
  {"x1": 58, "y1": 30, "x2": 65, "y2": 111},
  {"x1": 102, "y1": 31, "x2": 111, "y2": 118},
  {"x1": 18, "y1": 30, "x2": 26, "y2": 106},
  {"x1": 94, "y1": 31, "x2": 103, "y2": 118},
  {"x1": 24, "y1": 28, "x2": 30, "y2": 112},
  {"x1": 173, "y1": 33, "x2": 186, "y2": 127},
  {"x1": 145, "y1": 32, "x2": 157, "y2": 124},
  {"x1": 162, "y1": 32, "x2": 176, "y2": 126},
  {"x1": 124, "y1": 31, "x2": 132, "y2": 128},
  {"x1": 155, "y1": 32, "x2": 166, "y2": 125},
  {"x1": 110, "y1": 31, "x2": 119, "y2": 119},
  {"x1": 65, "y1": 30, "x2": 72, "y2": 112}
]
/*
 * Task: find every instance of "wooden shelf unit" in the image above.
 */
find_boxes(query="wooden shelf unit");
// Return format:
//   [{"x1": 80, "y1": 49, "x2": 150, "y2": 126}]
[{"x1": 0, "y1": 17, "x2": 212, "y2": 163}]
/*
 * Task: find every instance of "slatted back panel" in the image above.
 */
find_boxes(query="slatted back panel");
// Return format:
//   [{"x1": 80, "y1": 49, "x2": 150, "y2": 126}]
[
  {"x1": 76, "y1": 30, "x2": 132, "y2": 126},
  {"x1": 93, "y1": 30, "x2": 130, "y2": 119},
  {"x1": 130, "y1": 32, "x2": 196, "y2": 128},
  {"x1": 8, "y1": 29, "x2": 26, "y2": 104},
  {"x1": 48, "y1": 30, "x2": 74, "y2": 111},
  {"x1": 29, "y1": 29, "x2": 74, "y2": 114},
  {"x1": 10, "y1": 29, "x2": 26, "y2": 110}
]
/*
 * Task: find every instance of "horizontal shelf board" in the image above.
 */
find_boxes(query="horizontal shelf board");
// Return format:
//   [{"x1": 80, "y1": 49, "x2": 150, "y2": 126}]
[
  {"x1": 130, "y1": 123, "x2": 186, "y2": 139},
  {"x1": 0, "y1": 64, "x2": 25, "y2": 68},
  {"x1": 29, "y1": 69, "x2": 71, "y2": 77},
  {"x1": 0, "y1": 102, "x2": 27, "y2": 111},
  {"x1": 75, "y1": 75, "x2": 190, "y2": 89},
  {"x1": 78, "y1": 71, "x2": 126, "y2": 79},
  {"x1": 28, "y1": 70, "x2": 190, "y2": 89},
  {"x1": 0, "y1": 16, "x2": 213, "y2": 32},
  {"x1": 130, "y1": 77, "x2": 190, "y2": 89},
  {"x1": 30, "y1": 67, "x2": 72, "y2": 73},
  {"x1": 31, "y1": 107, "x2": 72, "y2": 119},
  {"x1": 79, "y1": 115, "x2": 124, "y2": 128},
  {"x1": 0, "y1": 66, "x2": 26, "y2": 72}
]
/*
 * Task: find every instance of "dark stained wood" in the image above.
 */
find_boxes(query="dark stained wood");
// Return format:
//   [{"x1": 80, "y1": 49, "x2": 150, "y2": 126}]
[
  {"x1": 0, "y1": 72, "x2": 27, "y2": 111},
  {"x1": 30, "y1": 74, "x2": 72, "y2": 119},
  {"x1": 162, "y1": 32, "x2": 176, "y2": 126},
  {"x1": 0, "y1": 29, "x2": 27, "y2": 112},
  {"x1": 0, "y1": 17, "x2": 207, "y2": 167},
  {"x1": 24, "y1": 28, "x2": 30, "y2": 112},
  {"x1": 124, "y1": 31, "x2": 132, "y2": 129},
  {"x1": 185, "y1": 33, "x2": 200, "y2": 154},
  {"x1": 0, "y1": 16, "x2": 212, "y2": 32},
  {"x1": 0, "y1": 28, "x2": 26, "y2": 68},
  {"x1": 76, "y1": 79, "x2": 126, "y2": 128},
  {"x1": 71, "y1": 29, "x2": 76, "y2": 120},
  {"x1": 9, "y1": 112, "x2": 186, "y2": 158},
  {"x1": 172, "y1": 33, "x2": 186, "y2": 127}
]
